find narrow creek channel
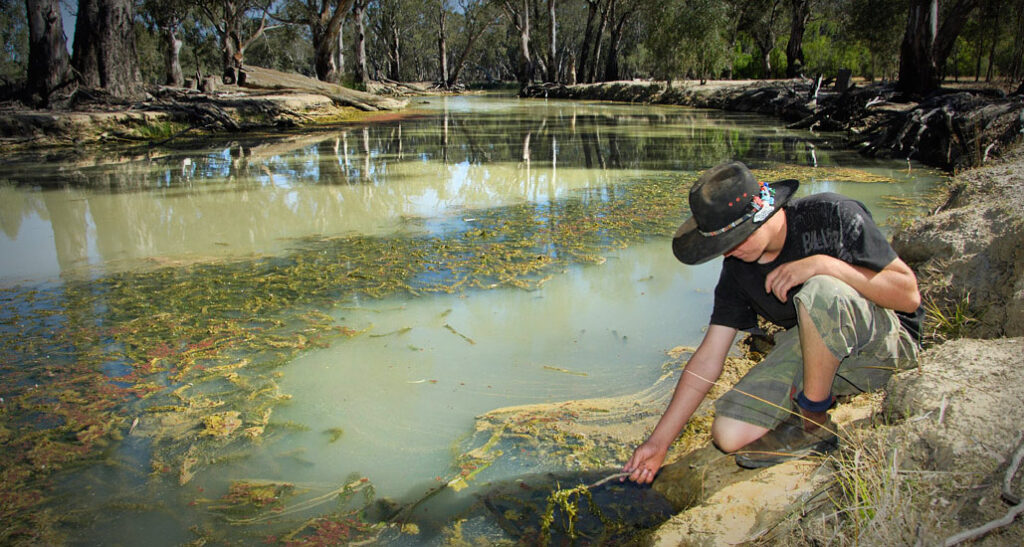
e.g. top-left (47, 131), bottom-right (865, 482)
top-left (0, 95), bottom-right (945, 545)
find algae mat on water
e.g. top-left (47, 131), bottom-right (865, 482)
top-left (0, 164), bottom-right (908, 544)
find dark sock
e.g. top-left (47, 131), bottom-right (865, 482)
top-left (795, 390), bottom-right (833, 432)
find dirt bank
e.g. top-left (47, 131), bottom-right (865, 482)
top-left (525, 79), bottom-right (1024, 171)
top-left (0, 66), bottom-right (411, 148)
top-left (892, 144), bottom-right (1024, 339)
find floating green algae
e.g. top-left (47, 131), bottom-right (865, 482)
top-left (324, 427), bottom-right (344, 443)
top-left (756, 164), bottom-right (901, 184)
top-left (0, 162), bottom-right (933, 544)
top-left (0, 173), bottom-right (691, 543)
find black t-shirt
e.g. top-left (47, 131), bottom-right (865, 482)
top-left (709, 193), bottom-right (923, 342)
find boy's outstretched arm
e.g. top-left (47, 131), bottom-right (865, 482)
top-left (623, 324), bottom-right (737, 484)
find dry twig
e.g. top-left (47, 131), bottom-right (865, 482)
top-left (942, 433), bottom-right (1024, 546)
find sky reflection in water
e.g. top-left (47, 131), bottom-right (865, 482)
top-left (0, 95), bottom-right (944, 544)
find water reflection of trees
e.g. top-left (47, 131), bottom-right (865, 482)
top-left (1, 102), bottom-right (828, 279)
top-left (2, 103), bottom-right (824, 190)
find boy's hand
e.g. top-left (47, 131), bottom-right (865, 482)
top-left (622, 440), bottom-right (667, 484)
top-left (765, 255), bottom-right (825, 302)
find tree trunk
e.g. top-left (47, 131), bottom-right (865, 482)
top-left (547, 0), bottom-right (557, 83)
top-left (313, 25), bottom-right (337, 82)
top-left (757, 39), bottom-right (773, 78)
top-left (199, 1), bottom-right (271, 85)
top-left (26, 0), bottom-right (72, 105)
top-left (164, 27), bottom-right (183, 86)
top-left (389, 24), bottom-right (401, 80)
top-left (577, 0), bottom-right (598, 84)
top-left (896, 0), bottom-right (980, 96)
top-left (353, 0), bottom-right (368, 85)
top-left (502, 0), bottom-right (532, 89)
top-left (72, 0), bottom-right (141, 99)
top-left (221, 31), bottom-right (243, 84)
top-left (603, 4), bottom-right (633, 81)
top-left (447, 13), bottom-right (492, 87)
top-left (335, 22), bottom-right (344, 76)
top-left (785, 0), bottom-right (810, 78)
top-left (973, 22), bottom-right (983, 81)
top-left (985, 15), bottom-right (998, 82)
top-left (518, 0), bottom-right (532, 87)
top-left (438, 4), bottom-right (449, 86)
top-left (1009, 0), bottom-right (1024, 82)
top-left (312, 0), bottom-right (353, 82)
top-left (588, 0), bottom-right (612, 83)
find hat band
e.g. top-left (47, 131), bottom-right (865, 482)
top-left (697, 204), bottom-right (759, 237)
top-left (697, 180), bottom-right (777, 238)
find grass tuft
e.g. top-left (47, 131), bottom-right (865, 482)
top-left (923, 292), bottom-right (978, 345)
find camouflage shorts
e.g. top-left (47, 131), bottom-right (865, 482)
top-left (714, 275), bottom-right (919, 430)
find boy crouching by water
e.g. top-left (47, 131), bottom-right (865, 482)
top-left (624, 161), bottom-right (922, 479)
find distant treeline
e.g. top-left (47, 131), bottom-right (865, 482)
top-left (4, 0), bottom-right (1023, 106)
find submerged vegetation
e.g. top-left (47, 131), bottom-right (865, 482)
top-left (0, 164), bottom-right (926, 544)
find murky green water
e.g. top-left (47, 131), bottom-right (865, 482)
top-left (0, 95), bottom-right (944, 545)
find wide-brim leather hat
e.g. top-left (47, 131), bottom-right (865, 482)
top-left (672, 161), bottom-right (798, 265)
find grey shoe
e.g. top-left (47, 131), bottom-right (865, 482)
top-left (733, 412), bottom-right (838, 469)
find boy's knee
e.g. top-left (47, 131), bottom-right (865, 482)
top-left (793, 275), bottom-right (862, 330)
top-left (711, 415), bottom-right (768, 453)
top-left (796, 275), bottom-right (856, 308)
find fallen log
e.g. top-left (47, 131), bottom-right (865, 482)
top-left (239, 65), bottom-right (408, 111)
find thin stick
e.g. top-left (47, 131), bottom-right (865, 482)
top-left (586, 472), bottom-right (629, 489)
top-left (942, 502), bottom-right (1024, 546)
top-left (942, 435), bottom-right (1024, 546)
top-left (1003, 432), bottom-right (1024, 504)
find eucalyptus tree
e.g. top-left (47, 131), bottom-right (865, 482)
top-left (437, 0), bottom-right (450, 85)
top-left (784, 0), bottom-right (815, 77)
top-left (199, 0), bottom-right (278, 84)
top-left (24, 0), bottom-right (71, 103)
top-left (545, 0), bottom-right (556, 81)
top-left (645, 0), bottom-right (730, 84)
top-left (273, 0), bottom-right (355, 81)
top-left (446, 0), bottom-right (501, 85)
top-left (841, 0), bottom-right (906, 80)
top-left (369, 0), bottom-right (418, 80)
top-left (569, 0), bottom-right (643, 83)
top-left (735, 0), bottom-right (785, 78)
top-left (73, 0), bottom-right (143, 98)
top-left (968, 0), bottom-right (1002, 82)
top-left (896, 0), bottom-right (980, 96)
top-left (575, 0), bottom-right (600, 83)
top-left (352, 0), bottom-right (368, 84)
top-left (499, 0), bottom-right (534, 88)
top-left (1, 0), bottom-right (28, 84)
top-left (550, 0), bottom-right (594, 83)
top-left (642, 0), bottom-right (684, 84)
top-left (1011, 0), bottom-right (1024, 86)
top-left (523, 0), bottom-right (548, 80)
top-left (601, 0), bottom-right (646, 81)
top-left (139, 0), bottom-right (194, 86)
top-left (245, 19), bottom-right (315, 73)
top-left (583, 0), bottom-right (613, 83)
